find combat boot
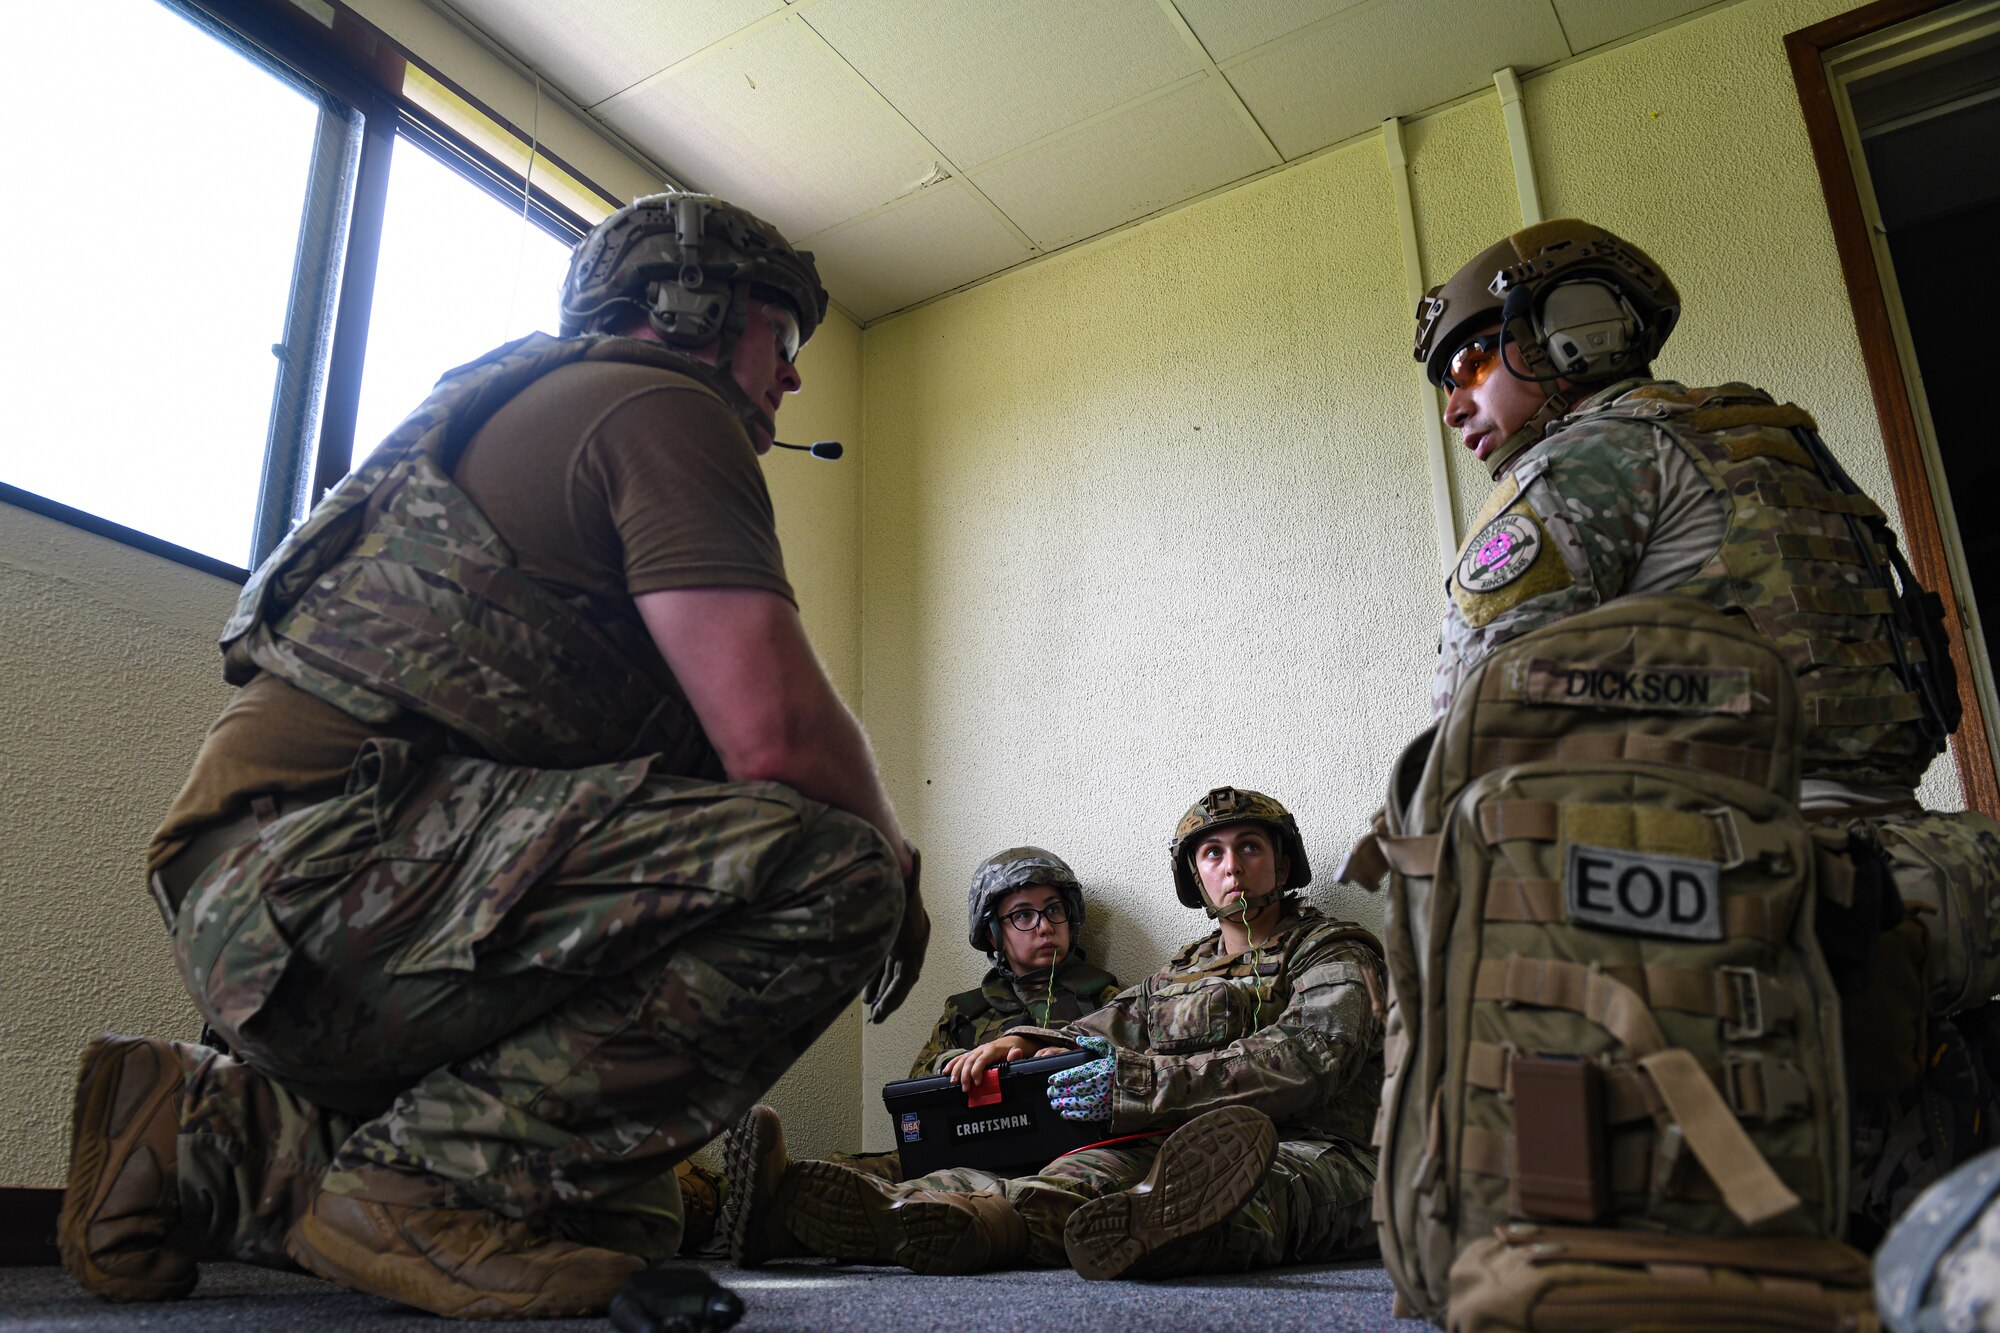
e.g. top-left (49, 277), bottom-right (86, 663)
top-left (1062, 1104), bottom-right (1278, 1280)
top-left (59, 1033), bottom-right (200, 1302)
top-left (720, 1103), bottom-right (809, 1265)
top-left (286, 1187), bottom-right (644, 1319)
top-left (785, 1161), bottom-right (1027, 1275)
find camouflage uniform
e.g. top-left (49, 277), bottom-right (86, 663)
top-left (889, 903), bottom-right (1384, 1272)
top-left (905, 952), bottom-right (1122, 1078)
top-left (824, 952), bottom-right (1121, 1182)
top-left (162, 334), bottom-right (902, 1267)
top-left (1435, 376), bottom-right (2000, 1232)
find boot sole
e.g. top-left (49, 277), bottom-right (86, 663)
top-left (720, 1106), bottom-right (787, 1266)
top-left (786, 1161), bottom-right (983, 1275)
top-left (1063, 1106), bottom-right (1278, 1280)
top-left (58, 1034), bottom-right (195, 1303)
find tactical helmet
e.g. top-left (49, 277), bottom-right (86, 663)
top-left (1171, 786), bottom-right (1311, 916)
top-left (559, 192), bottom-right (829, 438)
top-left (967, 846), bottom-right (1084, 955)
top-left (1413, 219), bottom-right (1680, 477)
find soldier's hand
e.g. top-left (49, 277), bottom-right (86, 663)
top-left (943, 1035), bottom-right (1039, 1092)
top-left (1046, 1035), bottom-right (1115, 1121)
top-left (864, 843), bottom-right (928, 1024)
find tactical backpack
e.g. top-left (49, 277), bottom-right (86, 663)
top-left (1345, 595), bottom-right (1853, 1323)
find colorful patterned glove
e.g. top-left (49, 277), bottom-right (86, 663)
top-left (1046, 1035), bottom-right (1114, 1122)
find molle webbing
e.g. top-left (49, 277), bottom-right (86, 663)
top-left (1462, 1041), bottom-right (1811, 1124)
top-left (1647, 386), bottom-right (1938, 787)
top-left (1468, 955), bottom-right (1802, 1224)
top-left (1476, 800), bottom-right (1743, 866)
top-left (1458, 1124), bottom-right (1822, 1205)
top-left (1483, 876), bottom-right (1793, 943)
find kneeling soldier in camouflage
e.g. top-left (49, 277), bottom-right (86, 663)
top-left (58, 194), bottom-right (926, 1320)
top-left (724, 845), bottom-right (1122, 1263)
top-left (735, 787), bottom-right (1385, 1279)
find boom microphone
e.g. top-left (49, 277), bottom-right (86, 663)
top-left (773, 440), bottom-right (843, 459)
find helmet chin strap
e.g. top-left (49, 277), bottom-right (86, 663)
top-left (1198, 878), bottom-right (1287, 921)
top-left (1481, 311), bottom-right (1574, 480)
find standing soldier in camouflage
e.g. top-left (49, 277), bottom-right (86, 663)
top-left (735, 788), bottom-right (1384, 1280)
top-left (59, 193), bottom-right (928, 1320)
top-left (1411, 217), bottom-right (2000, 1237)
top-left (723, 844), bottom-right (1121, 1263)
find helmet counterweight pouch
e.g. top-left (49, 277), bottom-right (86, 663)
top-left (1352, 596), bottom-right (1852, 1324)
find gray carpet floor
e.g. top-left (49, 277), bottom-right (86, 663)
top-left (0, 1259), bottom-right (1424, 1331)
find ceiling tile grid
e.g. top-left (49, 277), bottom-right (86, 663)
top-left (444, 0), bottom-right (783, 106)
top-left (803, 0), bottom-right (1205, 169)
top-left (435, 0), bottom-right (1755, 321)
top-left (803, 181), bottom-right (1035, 322)
top-left (1169, 0), bottom-right (1372, 64)
top-left (972, 75), bottom-right (1279, 250)
top-left (1223, 0), bottom-right (1572, 160)
top-left (597, 15), bottom-right (943, 241)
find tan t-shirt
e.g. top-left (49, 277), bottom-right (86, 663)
top-left (150, 359), bottom-right (791, 870)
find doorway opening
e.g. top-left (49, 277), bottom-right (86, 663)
top-left (1791, 0), bottom-right (2000, 814)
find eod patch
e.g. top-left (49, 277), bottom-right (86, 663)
top-left (1450, 502), bottom-right (1574, 629)
top-left (1564, 843), bottom-right (1723, 942)
top-left (1458, 514), bottom-right (1541, 593)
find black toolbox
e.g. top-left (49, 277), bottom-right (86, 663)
top-left (882, 1048), bottom-right (1108, 1180)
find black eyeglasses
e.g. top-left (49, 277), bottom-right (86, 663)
top-left (1000, 902), bottom-right (1071, 932)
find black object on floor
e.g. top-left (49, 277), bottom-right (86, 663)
top-left (611, 1267), bottom-right (744, 1333)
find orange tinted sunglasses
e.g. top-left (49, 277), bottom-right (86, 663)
top-left (1441, 334), bottom-right (1504, 393)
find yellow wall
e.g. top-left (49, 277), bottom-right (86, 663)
top-left (0, 308), bottom-right (865, 1186)
top-left (852, 0), bottom-right (1966, 1141)
top-left (7, 0), bottom-right (1974, 1185)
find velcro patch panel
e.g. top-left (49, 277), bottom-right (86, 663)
top-left (1565, 842), bottom-right (1724, 942)
top-left (1512, 658), bottom-right (1754, 715)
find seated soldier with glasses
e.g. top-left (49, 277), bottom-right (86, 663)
top-left (720, 846), bottom-right (1119, 1263)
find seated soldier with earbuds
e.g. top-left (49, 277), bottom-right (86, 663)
top-left (731, 787), bottom-right (1386, 1281)
top-left (721, 846), bottom-right (1119, 1265)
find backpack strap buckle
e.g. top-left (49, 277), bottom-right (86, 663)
top-left (1718, 966), bottom-right (1765, 1041)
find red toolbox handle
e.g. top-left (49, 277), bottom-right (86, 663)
top-left (967, 1068), bottom-right (1003, 1107)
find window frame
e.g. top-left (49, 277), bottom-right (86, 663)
top-left (3, 0), bottom-right (621, 584)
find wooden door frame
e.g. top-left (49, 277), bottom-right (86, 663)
top-left (1786, 0), bottom-right (2000, 817)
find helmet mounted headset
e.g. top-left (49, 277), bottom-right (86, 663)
top-left (1413, 219), bottom-right (1680, 479)
top-left (559, 192), bottom-right (829, 446)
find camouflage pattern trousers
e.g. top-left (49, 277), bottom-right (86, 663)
top-left (169, 738), bottom-right (901, 1267)
top-left (914, 1134), bottom-right (1377, 1272)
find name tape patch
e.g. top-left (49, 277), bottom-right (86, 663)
top-left (1516, 658), bottom-right (1754, 715)
top-left (1457, 514), bottom-right (1541, 593)
top-left (1564, 842), bottom-right (1723, 942)
top-left (954, 1112), bottom-right (1034, 1140)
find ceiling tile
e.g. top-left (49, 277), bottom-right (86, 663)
top-left (802, 183), bottom-right (1033, 321)
top-left (599, 17), bottom-right (944, 242)
top-left (1226, 0), bottom-right (1570, 159)
top-left (972, 76), bottom-right (1274, 249)
top-left (803, 0), bottom-right (1203, 169)
top-left (1169, 0), bottom-right (1371, 63)
top-left (1551, 0), bottom-right (1719, 53)
top-left (446, 0), bottom-right (783, 107)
